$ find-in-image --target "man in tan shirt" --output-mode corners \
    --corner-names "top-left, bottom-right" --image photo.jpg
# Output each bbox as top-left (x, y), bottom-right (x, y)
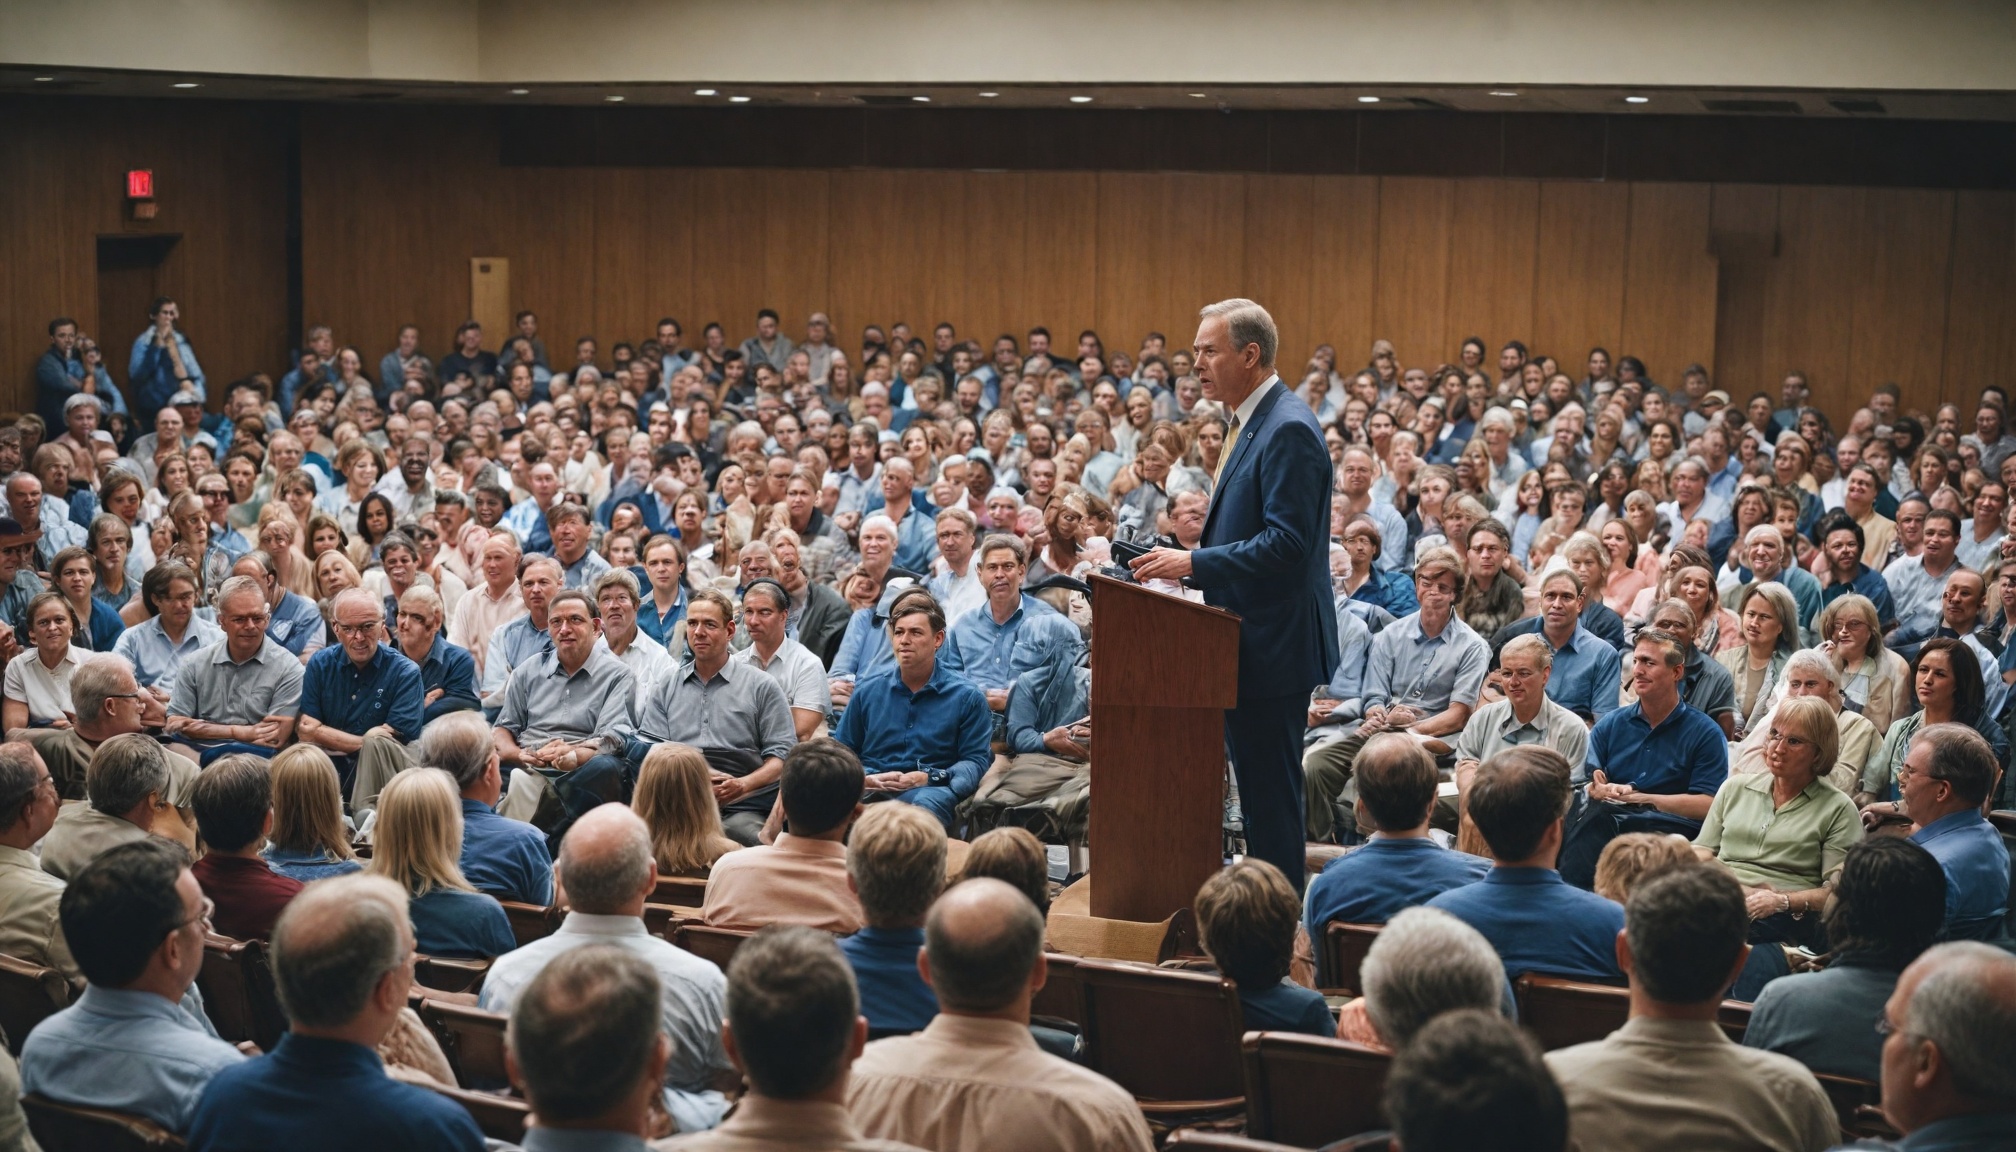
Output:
top-left (39, 733), bottom-right (172, 882)
top-left (656, 926), bottom-right (924, 1152)
top-left (847, 879), bottom-right (1154, 1152)
top-left (1544, 865), bottom-right (1836, 1152)
top-left (702, 740), bottom-right (864, 934)
top-left (0, 742), bottom-right (75, 978)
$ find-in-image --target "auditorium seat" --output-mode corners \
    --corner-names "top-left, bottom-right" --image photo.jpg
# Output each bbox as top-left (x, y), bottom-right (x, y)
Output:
top-left (1030, 951), bottom-right (1085, 1026)
top-left (671, 923), bottom-right (753, 970)
top-left (1815, 1073), bottom-right (1898, 1142)
top-left (22, 1094), bottom-right (183, 1152)
top-left (412, 954), bottom-right (491, 995)
top-left (1318, 921), bottom-right (1382, 994)
top-left (0, 953), bottom-right (71, 1056)
top-left (195, 935), bottom-right (285, 1052)
top-left (417, 998), bottom-right (511, 1089)
top-left (1515, 974), bottom-right (1750, 1049)
top-left (499, 900), bottom-right (558, 948)
top-left (642, 902), bottom-right (695, 940)
top-left (427, 1082), bottom-right (530, 1144)
top-left (1075, 959), bottom-right (1246, 1126)
top-left (1240, 1031), bottom-right (1390, 1146)
top-left (1165, 1133), bottom-right (1322, 1152)
top-left (652, 876), bottom-right (708, 908)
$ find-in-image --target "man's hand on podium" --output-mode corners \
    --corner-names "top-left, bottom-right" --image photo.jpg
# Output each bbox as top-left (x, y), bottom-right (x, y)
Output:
top-left (1127, 547), bottom-right (1192, 582)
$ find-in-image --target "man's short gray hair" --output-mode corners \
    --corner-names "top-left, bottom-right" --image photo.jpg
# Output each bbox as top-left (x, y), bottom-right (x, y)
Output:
top-left (1479, 408), bottom-right (1517, 434)
top-left (1782, 648), bottom-right (1841, 692)
top-left (1499, 632), bottom-right (1554, 671)
top-left (1901, 941), bottom-right (2016, 1105)
top-left (271, 874), bottom-right (411, 1030)
top-left (216, 574), bottom-right (267, 613)
top-left (509, 944), bottom-right (663, 1123)
top-left (0, 744), bottom-right (41, 833)
top-left (420, 711), bottom-right (494, 792)
top-left (859, 514), bottom-right (897, 542)
top-left (555, 807), bottom-right (654, 915)
top-left (1743, 523), bottom-right (1784, 549)
top-left (331, 586), bottom-right (382, 620)
top-left (70, 653), bottom-right (134, 725)
top-left (1360, 907), bottom-right (1506, 1048)
top-left (1199, 299), bottom-right (1278, 368)
top-left (86, 733), bottom-right (170, 817)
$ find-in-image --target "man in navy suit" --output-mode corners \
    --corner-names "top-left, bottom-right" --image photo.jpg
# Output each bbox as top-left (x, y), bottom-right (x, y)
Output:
top-left (1131, 299), bottom-right (1337, 894)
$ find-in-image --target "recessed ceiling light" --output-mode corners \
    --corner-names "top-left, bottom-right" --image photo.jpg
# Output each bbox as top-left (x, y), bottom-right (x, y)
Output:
top-left (33, 76), bottom-right (54, 82)
top-left (912, 95), bottom-right (930, 102)
top-left (694, 88), bottom-right (716, 96)
top-left (508, 88), bottom-right (529, 95)
top-left (977, 91), bottom-right (998, 98)
top-left (729, 95), bottom-right (751, 103)
top-left (1188, 92), bottom-right (1208, 98)
top-left (1069, 95), bottom-right (1093, 103)
top-left (1357, 95), bottom-right (1381, 103)
top-left (1489, 90), bottom-right (1518, 97)
top-left (1624, 95), bottom-right (1649, 104)
top-left (173, 82), bottom-right (200, 89)
top-left (605, 95), bottom-right (624, 102)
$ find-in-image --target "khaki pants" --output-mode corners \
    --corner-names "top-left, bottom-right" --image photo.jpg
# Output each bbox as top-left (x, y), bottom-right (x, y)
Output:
top-left (498, 768), bottom-right (549, 823)
top-left (348, 734), bottom-right (422, 814)
top-left (974, 753), bottom-right (1087, 807)
top-left (1302, 731), bottom-right (1370, 842)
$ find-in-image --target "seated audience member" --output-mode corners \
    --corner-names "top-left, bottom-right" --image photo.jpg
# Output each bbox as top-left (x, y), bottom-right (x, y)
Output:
top-left (1382, 1009), bottom-right (1568, 1152)
top-left (1861, 638), bottom-right (2008, 808)
top-left (660, 925), bottom-right (929, 1152)
top-left (185, 874), bottom-right (487, 1152)
top-left (1335, 906), bottom-right (1504, 1051)
top-left (492, 588), bottom-right (637, 843)
top-left (40, 732), bottom-right (172, 880)
top-left (1592, 832), bottom-right (1695, 903)
top-left (633, 742), bottom-right (740, 877)
top-left (1722, 523), bottom-right (1823, 637)
top-left (959, 826), bottom-right (1052, 914)
top-left (2, 592), bottom-right (89, 730)
top-left (1637, 599), bottom-right (1739, 736)
top-left (482, 804), bottom-right (731, 1133)
top-left (703, 738), bottom-right (865, 933)
top-left (1304, 547), bottom-right (1489, 842)
top-left (1559, 629), bottom-right (1727, 889)
top-left (635, 588), bottom-right (795, 846)
top-left (391, 585), bottom-right (480, 724)
top-left (1728, 650), bottom-right (1877, 792)
top-left (1428, 747), bottom-right (1625, 984)
top-left (13, 651), bottom-right (148, 801)
top-left (1861, 723), bottom-right (2011, 942)
top-left (1545, 866), bottom-right (1836, 1152)
top-left (971, 620), bottom-right (1092, 836)
top-left (422, 709), bottom-right (552, 907)
top-left (505, 944), bottom-right (674, 1150)
top-left (1304, 733), bottom-right (1488, 933)
top-left (594, 568), bottom-right (677, 714)
top-left (230, 550), bottom-right (324, 660)
top-left (21, 839), bottom-right (244, 1133)
top-left (848, 878), bottom-right (1155, 1152)
top-left (1862, 942), bottom-right (2016, 1149)
top-left (833, 595), bottom-right (993, 832)
top-left (1451, 633), bottom-right (1590, 824)
top-left (366, 767), bottom-right (515, 959)
top-left (1743, 837), bottom-right (1947, 1083)
top-left (481, 556), bottom-right (563, 713)
top-left (1490, 570), bottom-right (1623, 723)
top-left (261, 744), bottom-right (362, 881)
top-left (1715, 582), bottom-right (1800, 739)
top-left (939, 535), bottom-right (1081, 717)
top-left (1195, 859), bottom-right (1334, 1037)
top-left (1817, 593), bottom-right (1910, 737)
top-left (1696, 694), bottom-right (1864, 946)
top-left (189, 753), bottom-right (303, 940)
top-left (838, 802), bottom-right (947, 1037)
top-left (297, 587), bottom-right (423, 810)
top-left (163, 575), bottom-right (304, 764)
top-left (1815, 514), bottom-right (1897, 626)
top-left (731, 579), bottom-right (826, 739)
top-left (0, 742), bottom-right (74, 976)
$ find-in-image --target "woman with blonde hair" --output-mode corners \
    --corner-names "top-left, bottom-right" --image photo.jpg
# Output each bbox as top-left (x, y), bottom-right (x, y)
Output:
top-left (1729, 649), bottom-right (1880, 792)
top-left (1593, 832), bottom-right (1696, 903)
top-left (1716, 582), bottom-right (1800, 740)
top-left (263, 744), bottom-right (362, 882)
top-left (1816, 594), bottom-right (1909, 736)
top-left (368, 767), bottom-right (514, 958)
top-left (631, 743), bottom-right (740, 877)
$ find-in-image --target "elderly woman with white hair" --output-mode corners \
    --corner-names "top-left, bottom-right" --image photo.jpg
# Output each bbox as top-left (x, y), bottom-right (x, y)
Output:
top-left (1728, 648), bottom-right (1879, 792)
top-left (1333, 907), bottom-right (1507, 1050)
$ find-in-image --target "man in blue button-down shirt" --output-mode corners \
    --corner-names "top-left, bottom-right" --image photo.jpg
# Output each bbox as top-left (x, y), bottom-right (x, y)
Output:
top-left (834, 596), bottom-right (993, 831)
top-left (1507, 570), bottom-right (1621, 723)
top-left (940, 536), bottom-right (1082, 723)
top-left (1867, 724), bottom-right (2012, 942)
top-left (1559, 628), bottom-right (1727, 889)
top-left (22, 839), bottom-right (245, 1134)
top-left (296, 589), bottom-right (424, 811)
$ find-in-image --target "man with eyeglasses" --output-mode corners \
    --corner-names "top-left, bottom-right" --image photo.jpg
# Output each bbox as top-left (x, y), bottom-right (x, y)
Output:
top-left (1863, 724), bottom-right (2011, 942)
top-left (298, 588), bottom-right (424, 813)
top-left (193, 473), bottom-right (249, 561)
top-left (229, 551), bottom-right (323, 662)
top-left (0, 741), bottom-right (78, 978)
top-left (14, 653), bottom-right (154, 808)
top-left (21, 838), bottom-right (245, 1135)
top-left (162, 576), bottom-right (303, 767)
top-left (391, 586), bottom-right (479, 727)
top-left (1445, 634), bottom-right (1590, 837)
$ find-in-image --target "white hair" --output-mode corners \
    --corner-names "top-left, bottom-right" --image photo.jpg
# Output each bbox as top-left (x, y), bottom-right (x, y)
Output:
top-left (1360, 908), bottom-right (1506, 1047)
top-left (859, 514), bottom-right (897, 541)
top-left (1903, 942), bottom-right (2016, 1104)
top-left (1198, 298), bottom-right (1278, 368)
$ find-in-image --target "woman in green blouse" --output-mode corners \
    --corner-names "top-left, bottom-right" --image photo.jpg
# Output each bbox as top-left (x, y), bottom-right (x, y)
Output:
top-left (1695, 695), bottom-right (1864, 950)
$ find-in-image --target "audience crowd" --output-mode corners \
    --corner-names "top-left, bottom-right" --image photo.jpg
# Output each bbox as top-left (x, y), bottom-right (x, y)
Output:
top-left (0, 302), bottom-right (2007, 1150)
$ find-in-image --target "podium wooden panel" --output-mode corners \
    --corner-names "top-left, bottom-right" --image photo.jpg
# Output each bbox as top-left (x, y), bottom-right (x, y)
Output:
top-left (1087, 574), bottom-right (1241, 922)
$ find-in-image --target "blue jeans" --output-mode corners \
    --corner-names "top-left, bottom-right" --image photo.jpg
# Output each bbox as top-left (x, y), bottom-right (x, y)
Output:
top-left (537, 754), bottom-right (631, 853)
top-left (166, 738), bottom-right (280, 769)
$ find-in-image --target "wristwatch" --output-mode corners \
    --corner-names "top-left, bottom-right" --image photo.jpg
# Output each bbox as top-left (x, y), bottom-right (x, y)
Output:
top-left (926, 768), bottom-right (951, 788)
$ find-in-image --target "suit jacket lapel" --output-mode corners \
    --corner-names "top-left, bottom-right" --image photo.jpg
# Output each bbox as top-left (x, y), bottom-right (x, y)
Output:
top-left (1204, 377), bottom-right (1285, 538)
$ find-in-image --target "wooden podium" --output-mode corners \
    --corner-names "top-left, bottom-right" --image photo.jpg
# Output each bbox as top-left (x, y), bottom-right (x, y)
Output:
top-left (1086, 573), bottom-right (1242, 923)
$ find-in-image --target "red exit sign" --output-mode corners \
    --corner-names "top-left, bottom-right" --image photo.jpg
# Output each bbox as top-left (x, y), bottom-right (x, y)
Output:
top-left (126, 169), bottom-right (154, 199)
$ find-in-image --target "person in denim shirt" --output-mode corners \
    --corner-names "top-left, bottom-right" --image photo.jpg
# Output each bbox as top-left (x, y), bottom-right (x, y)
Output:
top-left (128, 298), bottom-right (203, 428)
top-left (833, 596), bottom-right (992, 831)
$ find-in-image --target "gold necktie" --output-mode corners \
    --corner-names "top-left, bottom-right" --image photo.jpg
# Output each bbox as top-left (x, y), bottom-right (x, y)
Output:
top-left (1213, 416), bottom-right (1241, 491)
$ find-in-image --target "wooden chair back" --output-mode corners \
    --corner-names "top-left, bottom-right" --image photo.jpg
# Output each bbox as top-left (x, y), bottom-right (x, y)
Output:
top-left (22, 1094), bottom-right (184, 1151)
top-left (1241, 1031), bottom-right (1390, 1146)
top-left (428, 1082), bottom-right (530, 1144)
top-left (1815, 1074), bottom-right (1898, 1142)
top-left (1030, 952), bottom-right (1085, 1025)
top-left (418, 999), bottom-right (512, 1089)
top-left (195, 935), bottom-right (286, 1052)
top-left (671, 923), bottom-right (753, 970)
top-left (1076, 959), bottom-right (1246, 1114)
top-left (499, 901), bottom-right (558, 948)
top-left (413, 954), bottom-right (491, 995)
top-left (1515, 975), bottom-right (1749, 1049)
top-left (642, 902), bottom-right (693, 940)
top-left (652, 876), bottom-right (708, 907)
top-left (1318, 921), bottom-right (1382, 994)
top-left (0, 953), bottom-right (71, 1055)
top-left (1165, 1133), bottom-right (1315, 1152)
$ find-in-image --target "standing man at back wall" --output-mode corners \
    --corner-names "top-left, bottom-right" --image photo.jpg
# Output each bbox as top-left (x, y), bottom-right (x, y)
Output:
top-left (1130, 299), bottom-right (1337, 894)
